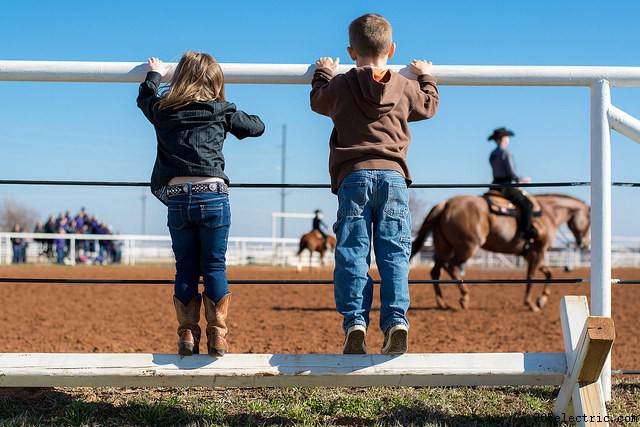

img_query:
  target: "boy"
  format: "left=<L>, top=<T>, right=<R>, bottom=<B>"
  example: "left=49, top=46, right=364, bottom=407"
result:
left=310, top=13, right=439, bottom=354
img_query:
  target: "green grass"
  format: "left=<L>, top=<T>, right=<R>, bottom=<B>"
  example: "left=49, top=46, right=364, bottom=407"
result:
left=0, top=379, right=638, bottom=426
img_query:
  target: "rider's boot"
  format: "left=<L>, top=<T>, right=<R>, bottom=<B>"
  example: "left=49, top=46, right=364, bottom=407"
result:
left=523, top=227, right=538, bottom=241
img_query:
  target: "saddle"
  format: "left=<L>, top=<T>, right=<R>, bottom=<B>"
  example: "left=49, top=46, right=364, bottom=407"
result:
left=483, top=190, right=542, bottom=217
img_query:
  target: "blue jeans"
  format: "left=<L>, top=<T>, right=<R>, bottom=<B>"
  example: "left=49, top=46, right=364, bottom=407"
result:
left=56, top=247, right=65, bottom=264
left=12, top=245, right=24, bottom=264
left=333, top=170, right=412, bottom=334
left=167, top=185, right=231, bottom=305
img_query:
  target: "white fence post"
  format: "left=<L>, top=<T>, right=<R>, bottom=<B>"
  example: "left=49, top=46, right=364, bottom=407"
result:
left=69, top=237, right=76, bottom=266
left=4, top=236, right=10, bottom=265
left=590, top=79, right=612, bottom=401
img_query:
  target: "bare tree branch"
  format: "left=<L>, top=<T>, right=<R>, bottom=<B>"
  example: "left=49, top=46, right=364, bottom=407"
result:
left=0, top=198, right=40, bottom=232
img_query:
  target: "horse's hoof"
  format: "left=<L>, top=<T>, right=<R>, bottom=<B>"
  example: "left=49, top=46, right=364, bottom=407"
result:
left=529, top=305, right=540, bottom=312
left=537, top=295, right=548, bottom=309
left=460, top=298, right=469, bottom=310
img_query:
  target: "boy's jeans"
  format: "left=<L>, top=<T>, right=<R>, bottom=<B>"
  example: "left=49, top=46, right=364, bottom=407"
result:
left=333, top=170, right=411, bottom=334
left=167, top=185, right=231, bottom=305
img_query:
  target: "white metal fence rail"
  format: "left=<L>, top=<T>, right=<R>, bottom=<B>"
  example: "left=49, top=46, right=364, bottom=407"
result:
left=2, top=232, right=639, bottom=268
left=0, top=232, right=303, bottom=267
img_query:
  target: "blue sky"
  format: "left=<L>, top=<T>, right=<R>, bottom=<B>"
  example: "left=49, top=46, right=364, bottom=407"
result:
left=1, top=0, right=639, bottom=239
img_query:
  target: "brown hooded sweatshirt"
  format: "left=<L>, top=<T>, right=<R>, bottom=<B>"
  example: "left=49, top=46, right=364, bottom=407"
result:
left=310, top=66, right=439, bottom=193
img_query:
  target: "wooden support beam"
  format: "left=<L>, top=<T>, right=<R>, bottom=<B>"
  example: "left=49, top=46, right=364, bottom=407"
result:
left=554, top=297, right=616, bottom=427
left=0, top=352, right=566, bottom=388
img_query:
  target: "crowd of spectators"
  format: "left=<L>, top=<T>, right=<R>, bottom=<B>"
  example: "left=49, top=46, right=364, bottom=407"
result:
left=11, top=207, right=123, bottom=265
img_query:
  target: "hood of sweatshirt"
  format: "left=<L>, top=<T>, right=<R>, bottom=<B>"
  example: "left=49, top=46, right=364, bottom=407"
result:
left=345, top=66, right=405, bottom=120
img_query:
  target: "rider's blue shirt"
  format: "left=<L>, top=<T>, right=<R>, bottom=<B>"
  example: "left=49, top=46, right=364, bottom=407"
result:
left=489, top=146, right=521, bottom=184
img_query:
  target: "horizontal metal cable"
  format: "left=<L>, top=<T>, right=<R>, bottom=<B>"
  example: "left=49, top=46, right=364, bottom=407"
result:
left=1, top=179, right=639, bottom=188
left=611, top=370, right=640, bottom=375
left=0, top=277, right=589, bottom=285
left=0, top=179, right=627, bottom=188
left=0, top=180, right=149, bottom=187
left=615, top=280, right=640, bottom=284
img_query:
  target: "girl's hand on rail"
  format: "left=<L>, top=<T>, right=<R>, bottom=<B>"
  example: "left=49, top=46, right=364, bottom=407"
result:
left=146, top=57, right=171, bottom=76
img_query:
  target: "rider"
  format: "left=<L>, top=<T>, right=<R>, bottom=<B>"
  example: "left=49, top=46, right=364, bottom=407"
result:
left=312, top=209, right=330, bottom=248
left=488, top=127, right=537, bottom=241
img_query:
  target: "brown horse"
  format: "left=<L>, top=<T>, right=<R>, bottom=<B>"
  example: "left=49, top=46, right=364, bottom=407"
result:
left=410, top=193, right=590, bottom=311
left=297, top=231, right=337, bottom=271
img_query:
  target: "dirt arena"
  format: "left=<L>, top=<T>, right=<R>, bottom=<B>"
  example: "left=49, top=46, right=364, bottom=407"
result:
left=0, top=265, right=638, bottom=371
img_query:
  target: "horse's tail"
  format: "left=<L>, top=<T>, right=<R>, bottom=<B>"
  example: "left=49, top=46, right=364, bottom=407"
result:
left=297, top=235, right=307, bottom=256
left=410, top=201, right=446, bottom=259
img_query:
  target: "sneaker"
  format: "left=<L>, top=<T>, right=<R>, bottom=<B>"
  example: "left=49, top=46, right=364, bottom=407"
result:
left=343, top=324, right=367, bottom=354
left=381, top=324, right=408, bottom=355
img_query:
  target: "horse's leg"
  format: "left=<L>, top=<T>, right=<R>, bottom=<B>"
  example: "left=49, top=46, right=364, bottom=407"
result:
left=524, top=252, right=545, bottom=312
left=296, top=241, right=305, bottom=273
left=536, top=264, right=553, bottom=309
left=319, top=249, right=325, bottom=267
left=445, top=262, right=470, bottom=309
left=430, top=261, right=448, bottom=309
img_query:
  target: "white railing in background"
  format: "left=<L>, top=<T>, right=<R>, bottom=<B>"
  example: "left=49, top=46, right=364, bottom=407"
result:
left=3, top=60, right=640, bottom=400
left=3, top=231, right=639, bottom=268
left=0, top=232, right=303, bottom=267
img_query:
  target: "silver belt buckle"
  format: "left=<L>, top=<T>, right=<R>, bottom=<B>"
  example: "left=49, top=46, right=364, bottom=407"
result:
left=208, top=183, right=217, bottom=192
left=182, top=184, right=189, bottom=193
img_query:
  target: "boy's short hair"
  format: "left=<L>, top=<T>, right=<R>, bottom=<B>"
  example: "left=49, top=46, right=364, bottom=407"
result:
left=349, top=14, right=393, bottom=57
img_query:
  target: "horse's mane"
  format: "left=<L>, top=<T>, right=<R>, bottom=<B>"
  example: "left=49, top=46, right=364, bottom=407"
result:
left=535, top=193, right=588, bottom=206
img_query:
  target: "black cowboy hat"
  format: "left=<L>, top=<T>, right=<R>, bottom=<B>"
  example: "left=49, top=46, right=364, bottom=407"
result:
left=487, top=127, right=515, bottom=141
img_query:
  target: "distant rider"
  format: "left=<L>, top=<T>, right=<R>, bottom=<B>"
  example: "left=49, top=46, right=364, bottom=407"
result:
left=488, top=127, right=537, bottom=241
left=312, top=209, right=329, bottom=247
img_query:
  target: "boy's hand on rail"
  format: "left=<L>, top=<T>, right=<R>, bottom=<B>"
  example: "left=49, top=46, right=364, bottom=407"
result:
left=409, top=59, right=432, bottom=76
left=315, top=57, right=340, bottom=72
left=146, top=57, right=171, bottom=76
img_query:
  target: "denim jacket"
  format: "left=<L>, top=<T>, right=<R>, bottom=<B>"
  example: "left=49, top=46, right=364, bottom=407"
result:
left=137, top=71, right=265, bottom=204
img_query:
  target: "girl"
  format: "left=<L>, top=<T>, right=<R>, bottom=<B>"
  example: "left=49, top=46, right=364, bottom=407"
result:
left=137, top=52, right=265, bottom=356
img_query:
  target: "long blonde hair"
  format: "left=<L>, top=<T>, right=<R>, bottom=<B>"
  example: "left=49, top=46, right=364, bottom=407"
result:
left=159, top=51, right=225, bottom=110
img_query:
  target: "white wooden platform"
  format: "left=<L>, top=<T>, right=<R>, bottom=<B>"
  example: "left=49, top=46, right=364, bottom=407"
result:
left=0, top=352, right=566, bottom=388
left=0, top=297, right=616, bottom=427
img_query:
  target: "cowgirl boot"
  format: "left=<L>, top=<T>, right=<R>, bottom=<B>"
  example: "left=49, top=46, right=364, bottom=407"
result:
left=203, top=292, right=231, bottom=357
left=173, top=294, right=202, bottom=356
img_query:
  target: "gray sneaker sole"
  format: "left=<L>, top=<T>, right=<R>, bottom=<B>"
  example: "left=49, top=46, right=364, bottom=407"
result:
left=343, top=329, right=366, bottom=354
left=381, top=329, right=408, bottom=354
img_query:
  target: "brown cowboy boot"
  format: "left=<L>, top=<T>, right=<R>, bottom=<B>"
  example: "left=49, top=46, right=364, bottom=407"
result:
left=203, top=292, right=231, bottom=357
left=173, top=294, right=202, bottom=356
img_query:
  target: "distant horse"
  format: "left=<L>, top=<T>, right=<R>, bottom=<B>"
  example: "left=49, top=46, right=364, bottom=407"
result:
left=297, top=231, right=336, bottom=271
left=411, top=193, right=590, bottom=311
